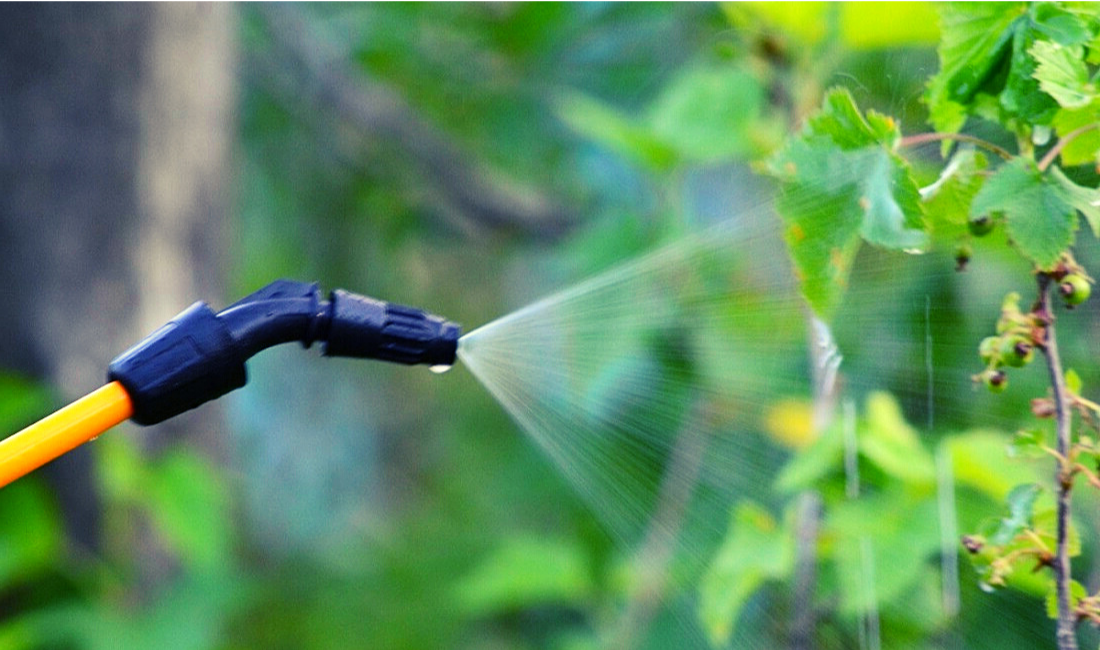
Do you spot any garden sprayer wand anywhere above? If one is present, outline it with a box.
[0,280,460,488]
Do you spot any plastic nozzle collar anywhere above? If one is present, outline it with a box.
[107,280,460,425]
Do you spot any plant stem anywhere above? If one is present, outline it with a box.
[1038,123,1100,172]
[1038,275,1079,650]
[898,132,1013,160]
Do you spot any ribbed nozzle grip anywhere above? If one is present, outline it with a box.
[324,290,459,366]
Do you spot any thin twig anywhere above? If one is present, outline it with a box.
[898,132,1013,160]
[1038,123,1100,172]
[1038,274,1079,650]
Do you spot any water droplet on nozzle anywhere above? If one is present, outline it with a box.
[429,364,452,374]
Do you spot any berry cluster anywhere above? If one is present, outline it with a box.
[974,263,1092,393]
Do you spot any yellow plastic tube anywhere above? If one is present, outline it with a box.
[0,381,132,488]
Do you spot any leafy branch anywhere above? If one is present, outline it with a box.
[764,3,1100,648]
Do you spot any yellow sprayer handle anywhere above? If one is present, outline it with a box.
[0,381,132,488]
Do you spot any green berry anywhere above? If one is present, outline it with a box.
[985,369,1008,393]
[1005,336,1033,367]
[1060,274,1091,306]
[969,214,995,237]
[978,336,1000,364]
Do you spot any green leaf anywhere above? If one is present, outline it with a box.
[768,88,926,318]
[943,430,1041,500]
[859,391,935,486]
[926,3,1095,129]
[1052,101,1100,167]
[828,489,941,616]
[922,148,989,240]
[1001,25,1060,125]
[1032,2,1096,47]
[1066,368,1083,394]
[455,536,593,616]
[1031,40,1094,109]
[1045,579,1087,619]
[1050,165,1100,237]
[925,3,1025,132]
[1033,508,1081,557]
[774,418,844,494]
[698,501,793,646]
[990,483,1042,545]
[645,66,764,163]
[970,158,1079,269]
[555,93,677,172]
[1008,428,1049,459]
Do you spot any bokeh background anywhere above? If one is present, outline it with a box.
[2,3,1099,649]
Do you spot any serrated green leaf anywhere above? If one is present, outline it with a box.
[768,89,926,318]
[932,3,1025,107]
[990,483,1042,545]
[1066,368,1083,394]
[1050,165,1100,236]
[1045,579,1087,619]
[698,501,793,646]
[1052,102,1100,167]
[1031,40,1094,109]
[1032,3,1096,47]
[970,158,1078,269]
[926,3,1094,130]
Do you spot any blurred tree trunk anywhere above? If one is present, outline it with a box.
[0,3,236,566]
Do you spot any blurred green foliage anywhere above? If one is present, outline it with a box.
[3,3,1100,649]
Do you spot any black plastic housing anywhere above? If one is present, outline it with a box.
[107,280,460,425]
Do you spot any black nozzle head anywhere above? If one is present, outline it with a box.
[324,289,460,366]
[107,280,461,426]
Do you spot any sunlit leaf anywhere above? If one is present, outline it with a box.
[698,501,793,646]
[1066,367,1083,394]
[925,3,1025,132]
[1052,101,1100,167]
[1032,508,1081,557]
[859,391,935,486]
[731,2,939,50]
[945,430,1041,500]
[774,419,844,494]
[1031,40,1094,109]
[1045,579,1087,619]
